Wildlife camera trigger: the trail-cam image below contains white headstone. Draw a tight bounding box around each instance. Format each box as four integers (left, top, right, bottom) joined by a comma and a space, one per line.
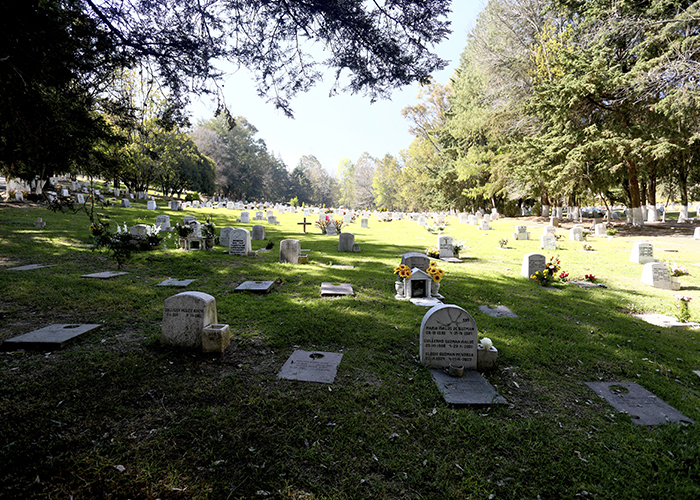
400, 252, 430, 272
630, 242, 654, 264
121, 199, 131, 208
514, 225, 529, 240
240, 212, 250, 223
76, 194, 85, 204
521, 253, 546, 279
417, 216, 427, 227
229, 228, 252, 256
155, 214, 171, 231
267, 216, 278, 225
543, 225, 556, 235
147, 200, 157, 210
170, 200, 181, 211
360, 218, 368, 228
251, 225, 265, 240
279, 239, 301, 263
420, 304, 478, 369
338, 233, 355, 252
594, 223, 606, 236
641, 262, 680, 290
459, 213, 469, 224
694, 227, 700, 240
129, 224, 149, 237
479, 219, 490, 231
437, 235, 454, 259
218, 227, 235, 247
569, 226, 583, 241
540, 233, 556, 250
226, 201, 235, 209
162, 291, 217, 349
326, 221, 338, 235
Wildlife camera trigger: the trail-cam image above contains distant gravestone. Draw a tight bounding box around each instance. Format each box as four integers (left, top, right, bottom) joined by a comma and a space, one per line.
130, 224, 149, 237
121, 199, 131, 208
254, 211, 264, 220
170, 200, 181, 211
76, 193, 85, 204
156, 278, 195, 287
543, 225, 556, 235
338, 233, 355, 252
400, 252, 430, 272
361, 218, 369, 228
326, 221, 338, 235
147, 200, 157, 210
240, 211, 250, 223
641, 262, 680, 290
694, 227, 700, 240
513, 225, 530, 241
521, 253, 546, 279
235, 280, 275, 293
569, 226, 583, 241
420, 304, 478, 369
280, 238, 301, 263
161, 291, 217, 349
630, 242, 655, 264
459, 213, 468, 224
540, 233, 556, 250
226, 201, 235, 209
229, 228, 252, 256
251, 225, 265, 240
550, 216, 559, 228
155, 215, 171, 231
437, 235, 454, 259
595, 223, 606, 236
219, 227, 235, 248
479, 219, 490, 231
417, 216, 427, 227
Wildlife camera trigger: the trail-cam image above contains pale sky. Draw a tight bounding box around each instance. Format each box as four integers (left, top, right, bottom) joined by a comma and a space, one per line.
188, 2, 485, 177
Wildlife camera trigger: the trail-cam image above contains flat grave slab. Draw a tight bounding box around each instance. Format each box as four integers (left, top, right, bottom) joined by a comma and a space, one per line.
2, 324, 101, 350
430, 369, 507, 405
571, 281, 608, 289
479, 305, 518, 318
278, 350, 343, 383
633, 314, 700, 329
156, 278, 196, 287
410, 297, 443, 307
441, 257, 463, 263
81, 271, 128, 279
235, 280, 275, 293
585, 382, 694, 426
320, 282, 354, 296
330, 264, 355, 269
6, 264, 55, 271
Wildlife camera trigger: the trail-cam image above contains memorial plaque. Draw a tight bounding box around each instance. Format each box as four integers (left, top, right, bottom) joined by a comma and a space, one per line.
430, 369, 507, 405
156, 278, 196, 287
235, 281, 275, 293
420, 304, 478, 369
278, 350, 343, 383
1, 324, 101, 350
7, 264, 54, 271
81, 271, 128, 279
320, 282, 354, 296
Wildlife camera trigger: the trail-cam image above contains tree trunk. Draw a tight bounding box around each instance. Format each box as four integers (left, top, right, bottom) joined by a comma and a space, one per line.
626, 159, 644, 227
678, 155, 689, 222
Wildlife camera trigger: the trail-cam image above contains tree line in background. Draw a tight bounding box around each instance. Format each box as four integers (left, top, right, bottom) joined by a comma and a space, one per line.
398, 0, 700, 222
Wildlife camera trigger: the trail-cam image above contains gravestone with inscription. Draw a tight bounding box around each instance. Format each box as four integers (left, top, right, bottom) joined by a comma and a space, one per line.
630, 242, 655, 264
229, 228, 252, 256
240, 211, 250, 223
219, 227, 235, 248
521, 253, 546, 279
641, 262, 681, 290
569, 226, 583, 241
437, 235, 454, 259
361, 218, 369, 228
161, 291, 217, 349
513, 225, 530, 241
420, 304, 478, 369
280, 239, 301, 263
540, 232, 556, 250
400, 252, 430, 272
156, 214, 171, 231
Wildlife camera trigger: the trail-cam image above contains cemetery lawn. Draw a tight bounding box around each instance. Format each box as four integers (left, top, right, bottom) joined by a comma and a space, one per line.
2, 200, 700, 499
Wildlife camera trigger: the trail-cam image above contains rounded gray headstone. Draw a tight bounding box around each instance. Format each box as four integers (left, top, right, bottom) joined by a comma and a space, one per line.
420, 304, 478, 369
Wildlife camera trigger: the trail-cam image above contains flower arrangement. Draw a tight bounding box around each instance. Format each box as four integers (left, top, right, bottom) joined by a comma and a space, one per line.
559, 271, 569, 281
426, 246, 440, 259
530, 256, 563, 286
673, 294, 693, 323
584, 274, 596, 283
334, 219, 344, 234
582, 229, 591, 239
427, 261, 445, 282
582, 243, 593, 251
606, 227, 618, 236
453, 240, 465, 257
202, 218, 216, 239
90, 222, 104, 235
670, 263, 689, 277
394, 264, 412, 281
315, 216, 331, 234
175, 222, 194, 238
480, 337, 494, 350
499, 237, 508, 248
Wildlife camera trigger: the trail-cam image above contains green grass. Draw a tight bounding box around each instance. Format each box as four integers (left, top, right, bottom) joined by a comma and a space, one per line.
1, 198, 700, 499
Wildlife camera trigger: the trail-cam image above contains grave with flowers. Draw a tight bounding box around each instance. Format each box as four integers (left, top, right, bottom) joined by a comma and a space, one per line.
393, 253, 445, 305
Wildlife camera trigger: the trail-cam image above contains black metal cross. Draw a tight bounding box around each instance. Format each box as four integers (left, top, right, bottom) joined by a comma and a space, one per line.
297, 217, 312, 233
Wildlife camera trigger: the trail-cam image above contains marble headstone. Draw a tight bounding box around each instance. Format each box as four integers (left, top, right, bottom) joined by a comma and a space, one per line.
161, 291, 217, 349
420, 304, 478, 370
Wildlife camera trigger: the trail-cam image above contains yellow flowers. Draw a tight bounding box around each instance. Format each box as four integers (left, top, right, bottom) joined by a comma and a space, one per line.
394, 264, 412, 279
427, 261, 445, 282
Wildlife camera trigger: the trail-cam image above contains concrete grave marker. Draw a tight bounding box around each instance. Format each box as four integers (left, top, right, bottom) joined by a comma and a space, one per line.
155, 215, 171, 231
513, 225, 530, 241
147, 200, 157, 210
641, 262, 680, 290
81, 271, 128, 279
360, 218, 369, 228
156, 278, 196, 287
430, 370, 507, 405
161, 291, 217, 349
1, 324, 101, 350
240, 211, 250, 223
278, 350, 343, 384
280, 239, 301, 263
400, 252, 430, 272
235, 280, 275, 293
630, 242, 655, 264
201, 324, 230, 353
586, 382, 694, 425
251, 225, 265, 240
437, 235, 454, 259
7, 264, 55, 271
229, 228, 252, 256
320, 282, 354, 296
76, 194, 85, 204
521, 253, 546, 279
121, 199, 131, 208
338, 233, 355, 252
219, 227, 235, 248
420, 304, 478, 370
540, 233, 556, 250
569, 226, 584, 241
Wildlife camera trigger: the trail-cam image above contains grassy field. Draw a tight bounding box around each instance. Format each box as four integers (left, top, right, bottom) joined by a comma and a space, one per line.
1, 197, 699, 499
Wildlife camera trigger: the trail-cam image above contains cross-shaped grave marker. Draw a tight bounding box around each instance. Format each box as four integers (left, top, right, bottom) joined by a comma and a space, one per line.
297, 217, 312, 233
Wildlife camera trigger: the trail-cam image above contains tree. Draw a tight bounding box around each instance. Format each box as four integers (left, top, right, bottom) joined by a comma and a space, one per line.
353, 153, 376, 209
372, 154, 401, 210
337, 158, 355, 207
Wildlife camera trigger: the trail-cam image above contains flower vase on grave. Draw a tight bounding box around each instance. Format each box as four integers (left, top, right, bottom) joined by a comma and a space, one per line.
394, 281, 404, 296
431, 281, 440, 296
179, 237, 187, 250
206, 237, 215, 250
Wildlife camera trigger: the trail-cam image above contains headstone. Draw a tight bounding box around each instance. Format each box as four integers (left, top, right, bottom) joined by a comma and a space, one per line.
147, 200, 157, 210
640, 262, 680, 290
61, 189, 69, 197
278, 350, 343, 384
360, 218, 369, 228
513, 225, 530, 241
543, 225, 556, 235
478, 305, 518, 318
267, 215, 278, 225
419, 304, 478, 369
156, 278, 196, 287
695, 227, 700, 240
121, 199, 131, 208
437, 235, 454, 259
404, 268, 433, 299
279, 239, 301, 263
201, 324, 230, 353
190, 221, 202, 238
219, 227, 235, 248
550, 216, 559, 228
170, 200, 181, 211
479, 219, 490, 231
521, 253, 546, 279
229, 228, 252, 256
417, 216, 427, 227
7, 264, 54, 271
251, 225, 265, 240
326, 221, 338, 235
235, 280, 275, 293
540, 233, 556, 250
240, 212, 250, 223
630, 242, 655, 264
129, 224, 149, 237
226, 201, 235, 210
343, 214, 353, 224
1, 324, 101, 350
161, 291, 217, 349
569, 226, 584, 241
192, 200, 200, 209
76, 194, 85, 204
155, 215, 171, 231
254, 211, 264, 220
400, 252, 430, 272
338, 233, 355, 252
595, 223, 606, 236
459, 213, 468, 224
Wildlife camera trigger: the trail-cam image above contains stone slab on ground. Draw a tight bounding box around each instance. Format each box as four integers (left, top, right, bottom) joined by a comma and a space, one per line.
6, 264, 55, 271
441, 257, 463, 263
585, 382, 694, 426
571, 281, 608, 289
2, 324, 101, 350
156, 278, 196, 287
633, 314, 700, 329
81, 271, 128, 279
320, 282, 354, 296
411, 297, 443, 307
235, 280, 275, 293
330, 265, 355, 269
277, 350, 343, 383
430, 369, 507, 405
478, 305, 518, 318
